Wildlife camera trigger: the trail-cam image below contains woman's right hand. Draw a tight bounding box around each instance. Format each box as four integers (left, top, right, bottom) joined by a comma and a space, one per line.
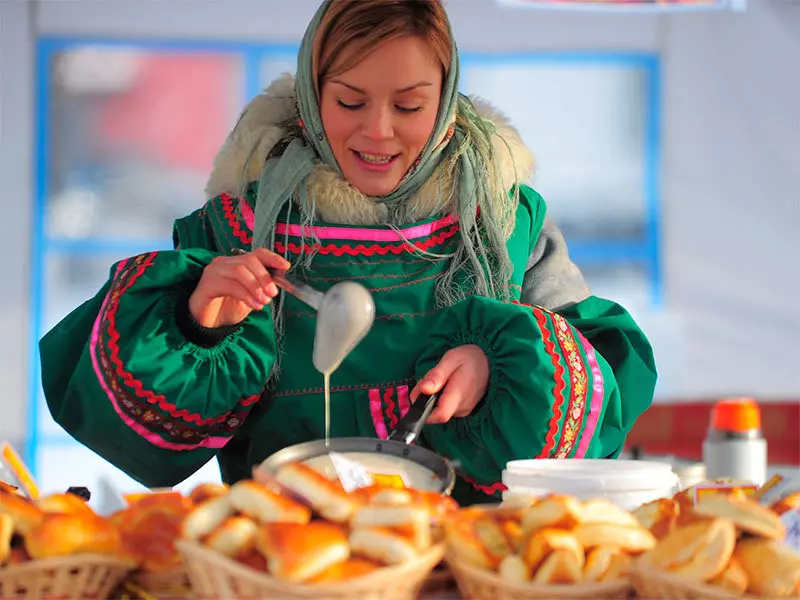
189, 249, 291, 328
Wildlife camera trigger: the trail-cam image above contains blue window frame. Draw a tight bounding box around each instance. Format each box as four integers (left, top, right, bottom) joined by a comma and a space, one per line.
29, 37, 661, 483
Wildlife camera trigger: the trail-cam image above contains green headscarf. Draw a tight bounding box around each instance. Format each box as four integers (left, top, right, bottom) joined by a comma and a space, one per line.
251, 0, 518, 308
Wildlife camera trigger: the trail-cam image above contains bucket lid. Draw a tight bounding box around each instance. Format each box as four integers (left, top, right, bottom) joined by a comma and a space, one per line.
503, 459, 679, 493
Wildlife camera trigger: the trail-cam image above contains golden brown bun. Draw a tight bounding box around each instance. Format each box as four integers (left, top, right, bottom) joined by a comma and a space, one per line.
181, 494, 234, 541
572, 523, 655, 554
308, 557, 381, 583
580, 499, 641, 528
349, 527, 418, 566
36, 493, 96, 517
632, 498, 679, 539
228, 480, 311, 524
520, 495, 582, 535
443, 516, 497, 570
189, 483, 229, 506
640, 518, 736, 582
584, 545, 630, 582
709, 557, 749, 595
257, 521, 350, 582
0, 513, 13, 565
359, 487, 413, 506
693, 494, 785, 539
273, 463, 360, 523
770, 491, 800, 516
497, 518, 525, 553
734, 537, 800, 597
498, 554, 531, 583
204, 516, 259, 557
351, 504, 431, 550
532, 548, 583, 584
0, 489, 44, 535
523, 528, 583, 573
24, 513, 121, 559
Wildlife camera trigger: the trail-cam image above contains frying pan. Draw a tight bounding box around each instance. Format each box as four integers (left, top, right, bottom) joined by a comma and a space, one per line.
255, 393, 456, 495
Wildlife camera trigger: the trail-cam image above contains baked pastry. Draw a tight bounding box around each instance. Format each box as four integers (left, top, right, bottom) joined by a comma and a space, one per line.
580, 499, 641, 528
693, 494, 785, 539
228, 480, 311, 524
522, 528, 583, 573
36, 493, 96, 517
532, 548, 583, 584
0, 488, 44, 535
24, 513, 122, 559
309, 557, 381, 583
584, 545, 631, 582
256, 521, 350, 582
189, 482, 229, 505
181, 494, 235, 541
0, 513, 13, 565
273, 463, 360, 523
572, 523, 656, 554
349, 527, 418, 565
350, 504, 431, 550
734, 537, 800, 597
632, 497, 679, 539
204, 516, 259, 557
520, 495, 582, 534
708, 556, 749, 595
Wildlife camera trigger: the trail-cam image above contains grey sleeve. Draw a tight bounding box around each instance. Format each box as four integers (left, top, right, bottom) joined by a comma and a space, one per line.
520, 218, 591, 311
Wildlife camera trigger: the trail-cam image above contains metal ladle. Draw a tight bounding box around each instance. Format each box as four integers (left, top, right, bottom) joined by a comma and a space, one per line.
232, 249, 376, 373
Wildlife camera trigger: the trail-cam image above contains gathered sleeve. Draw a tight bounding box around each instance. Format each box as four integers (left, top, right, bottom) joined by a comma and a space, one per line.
414, 295, 656, 504
39, 245, 277, 488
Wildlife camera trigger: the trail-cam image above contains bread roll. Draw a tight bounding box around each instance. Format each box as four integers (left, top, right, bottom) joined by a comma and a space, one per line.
580, 499, 640, 528
709, 557, 748, 595
523, 528, 583, 573
181, 494, 234, 541
694, 495, 785, 539
734, 537, 800, 597
532, 548, 583, 584
572, 523, 655, 554
228, 480, 311, 524
204, 516, 259, 557
0, 513, 13, 565
351, 505, 431, 550
309, 557, 381, 583
521, 495, 583, 535
632, 498, 679, 539
443, 516, 496, 569
189, 483, 229, 506
641, 518, 736, 582
498, 554, 531, 583
257, 521, 350, 582
584, 545, 628, 582
349, 527, 417, 566
273, 463, 359, 523
24, 513, 121, 559
37, 493, 96, 517
0, 488, 44, 535
770, 491, 800, 516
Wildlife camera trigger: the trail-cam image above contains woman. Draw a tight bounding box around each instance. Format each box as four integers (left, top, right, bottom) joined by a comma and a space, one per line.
40, 0, 656, 505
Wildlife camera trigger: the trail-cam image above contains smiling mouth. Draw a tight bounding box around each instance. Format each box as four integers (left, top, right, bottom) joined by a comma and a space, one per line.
353, 150, 399, 165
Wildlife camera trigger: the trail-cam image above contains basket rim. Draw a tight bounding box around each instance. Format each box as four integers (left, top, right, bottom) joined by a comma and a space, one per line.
0, 553, 136, 578
176, 538, 444, 593
445, 548, 631, 595
633, 561, 772, 600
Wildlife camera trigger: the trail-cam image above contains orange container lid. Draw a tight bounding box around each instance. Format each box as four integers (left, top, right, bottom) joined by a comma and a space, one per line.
710, 397, 761, 432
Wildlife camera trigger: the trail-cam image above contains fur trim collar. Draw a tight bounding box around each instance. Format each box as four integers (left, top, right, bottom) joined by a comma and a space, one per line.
205, 74, 535, 225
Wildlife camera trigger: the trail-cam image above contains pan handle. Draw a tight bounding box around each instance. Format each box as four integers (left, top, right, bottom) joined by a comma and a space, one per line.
387, 392, 439, 445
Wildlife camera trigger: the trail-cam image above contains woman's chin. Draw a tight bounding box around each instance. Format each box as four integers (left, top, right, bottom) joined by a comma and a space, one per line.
349, 176, 402, 198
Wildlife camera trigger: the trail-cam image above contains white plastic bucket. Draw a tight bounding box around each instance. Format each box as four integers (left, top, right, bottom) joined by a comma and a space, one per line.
501, 459, 680, 511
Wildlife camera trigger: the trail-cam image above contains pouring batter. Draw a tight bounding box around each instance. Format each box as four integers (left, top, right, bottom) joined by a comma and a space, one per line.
39, 0, 657, 505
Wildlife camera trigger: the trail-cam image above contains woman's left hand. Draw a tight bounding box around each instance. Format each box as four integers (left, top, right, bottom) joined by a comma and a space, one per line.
410, 345, 489, 424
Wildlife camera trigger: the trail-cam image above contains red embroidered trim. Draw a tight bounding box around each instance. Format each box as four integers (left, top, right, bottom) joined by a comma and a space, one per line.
551, 313, 588, 458
459, 473, 507, 495
220, 194, 252, 245
274, 224, 459, 257
103, 253, 260, 427
384, 388, 398, 430
533, 307, 567, 458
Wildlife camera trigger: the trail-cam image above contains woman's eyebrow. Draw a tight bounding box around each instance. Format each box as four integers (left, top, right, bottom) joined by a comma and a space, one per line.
330, 80, 433, 94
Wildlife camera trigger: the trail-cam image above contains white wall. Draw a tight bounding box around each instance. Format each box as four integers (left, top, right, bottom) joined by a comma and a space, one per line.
1, 0, 797, 456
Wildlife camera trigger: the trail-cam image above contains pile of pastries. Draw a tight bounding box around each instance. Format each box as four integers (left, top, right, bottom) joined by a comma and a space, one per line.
444, 494, 655, 585
633, 487, 800, 597
180, 463, 457, 583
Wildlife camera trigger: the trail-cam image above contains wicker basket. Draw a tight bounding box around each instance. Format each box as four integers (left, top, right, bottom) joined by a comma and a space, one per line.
0, 555, 134, 600
417, 562, 458, 599
177, 539, 445, 600
130, 566, 193, 598
631, 562, 785, 600
445, 550, 632, 600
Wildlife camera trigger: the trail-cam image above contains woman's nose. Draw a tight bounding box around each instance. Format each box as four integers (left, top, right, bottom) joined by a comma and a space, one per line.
362, 106, 394, 140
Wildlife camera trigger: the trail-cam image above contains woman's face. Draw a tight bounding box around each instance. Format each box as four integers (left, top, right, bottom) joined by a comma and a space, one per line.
320, 36, 443, 197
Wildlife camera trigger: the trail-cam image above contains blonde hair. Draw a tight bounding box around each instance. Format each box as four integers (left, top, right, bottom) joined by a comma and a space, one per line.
313, 0, 452, 94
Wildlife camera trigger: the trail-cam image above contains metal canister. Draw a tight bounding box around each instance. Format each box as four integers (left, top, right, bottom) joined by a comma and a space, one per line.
702, 397, 768, 485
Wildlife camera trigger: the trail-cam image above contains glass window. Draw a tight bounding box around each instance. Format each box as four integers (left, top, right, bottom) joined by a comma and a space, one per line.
460, 61, 650, 244
46, 47, 245, 241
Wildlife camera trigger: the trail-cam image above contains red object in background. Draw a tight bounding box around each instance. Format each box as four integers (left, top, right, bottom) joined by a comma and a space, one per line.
625, 401, 800, 465
96, 55, 237, 171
